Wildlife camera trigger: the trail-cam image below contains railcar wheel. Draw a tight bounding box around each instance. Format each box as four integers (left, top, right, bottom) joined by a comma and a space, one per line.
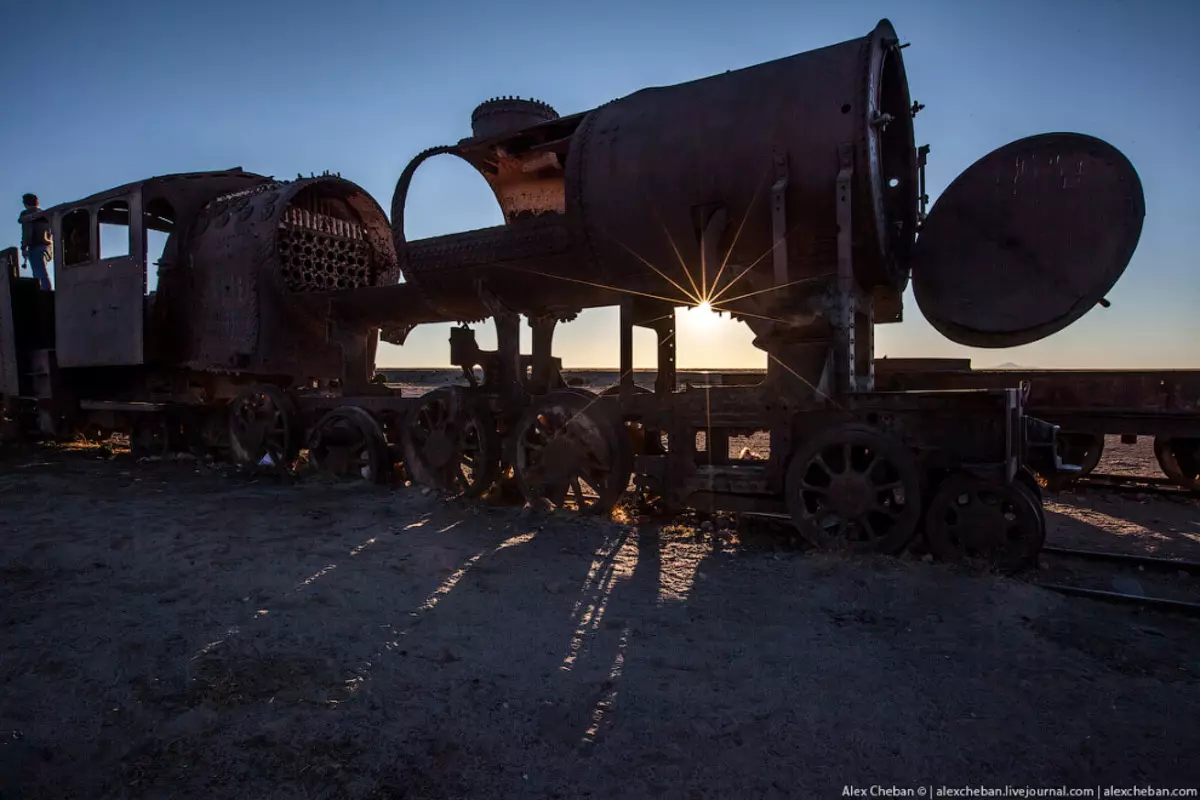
1154, 436, 1200, 492
512, 389, 632, 514
1041, 433, 1103, 488
1015, 466, 1047, 532
229, 384, 299, 469
1040, 432, 1104, 490
307, 406, 392, 484
784, 424, 922, 554
131, 416, 170, 459
403, 388, 500, 497
1062, 433, 1104, 477
923, 473, 1045, 573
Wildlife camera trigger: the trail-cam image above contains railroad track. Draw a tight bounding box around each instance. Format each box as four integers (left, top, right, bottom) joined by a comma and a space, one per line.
1037, 545, 1200, 616
1063, 472, 1197, 498
740, 509, 1200, 615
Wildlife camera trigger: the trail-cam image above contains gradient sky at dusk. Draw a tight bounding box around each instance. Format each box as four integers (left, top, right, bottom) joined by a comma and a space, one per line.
2, 0, 1195, 369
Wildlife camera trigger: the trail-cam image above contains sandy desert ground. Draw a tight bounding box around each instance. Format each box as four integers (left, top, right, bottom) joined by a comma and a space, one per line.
2, 425, 1199, 799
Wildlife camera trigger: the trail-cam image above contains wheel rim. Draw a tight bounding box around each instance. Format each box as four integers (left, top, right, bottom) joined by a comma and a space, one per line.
785, 424, 921, 553
925, 474, 1045, 572
308, 407, 390, 484
513, 390, 630, 514
1155, 436, 1200, 491
404, 389, 499, 497
229, 385, 297, 468
1062, 433, 1104, 476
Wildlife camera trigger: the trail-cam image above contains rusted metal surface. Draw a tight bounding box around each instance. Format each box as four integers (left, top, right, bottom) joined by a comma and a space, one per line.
874, 360, 1200, 438
468, 98, 568, 219
36, 171, 269, 368
55, 257, 145, 367
923, 474, 1045, 573
0, 251, 18, 396
1, 168, 399, 455
564, 20, 915, 315
470, 97, 561, 141
25, 168, 395, 380
911, 133, 1145, 347
375, 20, 1143, 405
386, 21, 920, 391
183, 175, 396, 376
1, 247, 16, 281
0, 19, 1158, 569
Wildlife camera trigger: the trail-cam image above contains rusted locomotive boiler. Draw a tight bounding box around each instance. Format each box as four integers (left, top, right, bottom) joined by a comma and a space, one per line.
1, 170, 397, 457
315, 18, 1144, 568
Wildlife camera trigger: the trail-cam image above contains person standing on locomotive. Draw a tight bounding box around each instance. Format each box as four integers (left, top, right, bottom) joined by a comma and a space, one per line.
19, 193, 52, 291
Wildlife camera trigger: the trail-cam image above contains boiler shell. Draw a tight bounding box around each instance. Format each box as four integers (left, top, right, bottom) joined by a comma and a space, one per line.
183, 177, 397, 376
564, 19, 916, 302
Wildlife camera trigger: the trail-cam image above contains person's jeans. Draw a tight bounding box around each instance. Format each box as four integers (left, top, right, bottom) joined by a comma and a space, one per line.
25, 245, 52, 291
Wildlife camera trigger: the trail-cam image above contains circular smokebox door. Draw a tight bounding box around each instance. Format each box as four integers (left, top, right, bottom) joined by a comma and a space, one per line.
910, 132, 1144, 348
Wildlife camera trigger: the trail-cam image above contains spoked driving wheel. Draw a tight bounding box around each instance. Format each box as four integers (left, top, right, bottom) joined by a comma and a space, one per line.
924, 473, 1045, 573
307, 406, 392, 484
403, 388, 500, 497
1154, 436, 1200, 492
784, 424, 922, 554
512, 389, 632, 515
228, 384, 300, 469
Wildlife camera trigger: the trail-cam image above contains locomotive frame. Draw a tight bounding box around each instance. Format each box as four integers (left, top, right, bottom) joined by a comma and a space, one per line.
2, 18, 1156, 572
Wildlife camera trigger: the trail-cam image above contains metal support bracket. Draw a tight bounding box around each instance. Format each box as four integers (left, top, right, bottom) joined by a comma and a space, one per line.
699, 207, 728, 301
619, 297, 634, 404
527, 314, 559, 395
476, 281, 524, 404
834, 143, 856, 395
771, 152, 790, 287
328, 319, 372, 393
917, 144, 931, 226
0, 253, 19, 396
654, 314, 677, 396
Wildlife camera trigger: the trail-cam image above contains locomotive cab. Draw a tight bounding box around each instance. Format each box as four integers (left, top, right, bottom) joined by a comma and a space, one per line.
44, 186, 174, 369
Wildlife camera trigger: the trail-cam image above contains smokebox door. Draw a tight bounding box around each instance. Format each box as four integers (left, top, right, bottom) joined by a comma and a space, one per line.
910, 132, 1144, 348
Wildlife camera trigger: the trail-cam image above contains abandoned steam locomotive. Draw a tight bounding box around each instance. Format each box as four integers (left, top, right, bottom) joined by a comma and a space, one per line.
1, 19, 1148, 570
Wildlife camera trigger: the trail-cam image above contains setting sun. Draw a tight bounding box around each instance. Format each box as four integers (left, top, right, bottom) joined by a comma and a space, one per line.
683, 300, 724, 329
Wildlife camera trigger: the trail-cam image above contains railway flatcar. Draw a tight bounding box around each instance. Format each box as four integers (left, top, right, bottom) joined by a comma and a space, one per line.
874, 360, 1200, 491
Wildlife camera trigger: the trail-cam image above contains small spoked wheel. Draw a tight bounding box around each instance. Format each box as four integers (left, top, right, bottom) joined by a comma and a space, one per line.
403, 388, 500, 497
512, 389, 632, 514
784, 424, 922, 554
1154, 436, 1200, 492
228, 384, 299, 470
307, 406, 392, 484
924, 473, 1046, 573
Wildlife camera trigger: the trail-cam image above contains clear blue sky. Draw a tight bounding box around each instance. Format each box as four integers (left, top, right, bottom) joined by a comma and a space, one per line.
3, 0, 1195, 369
